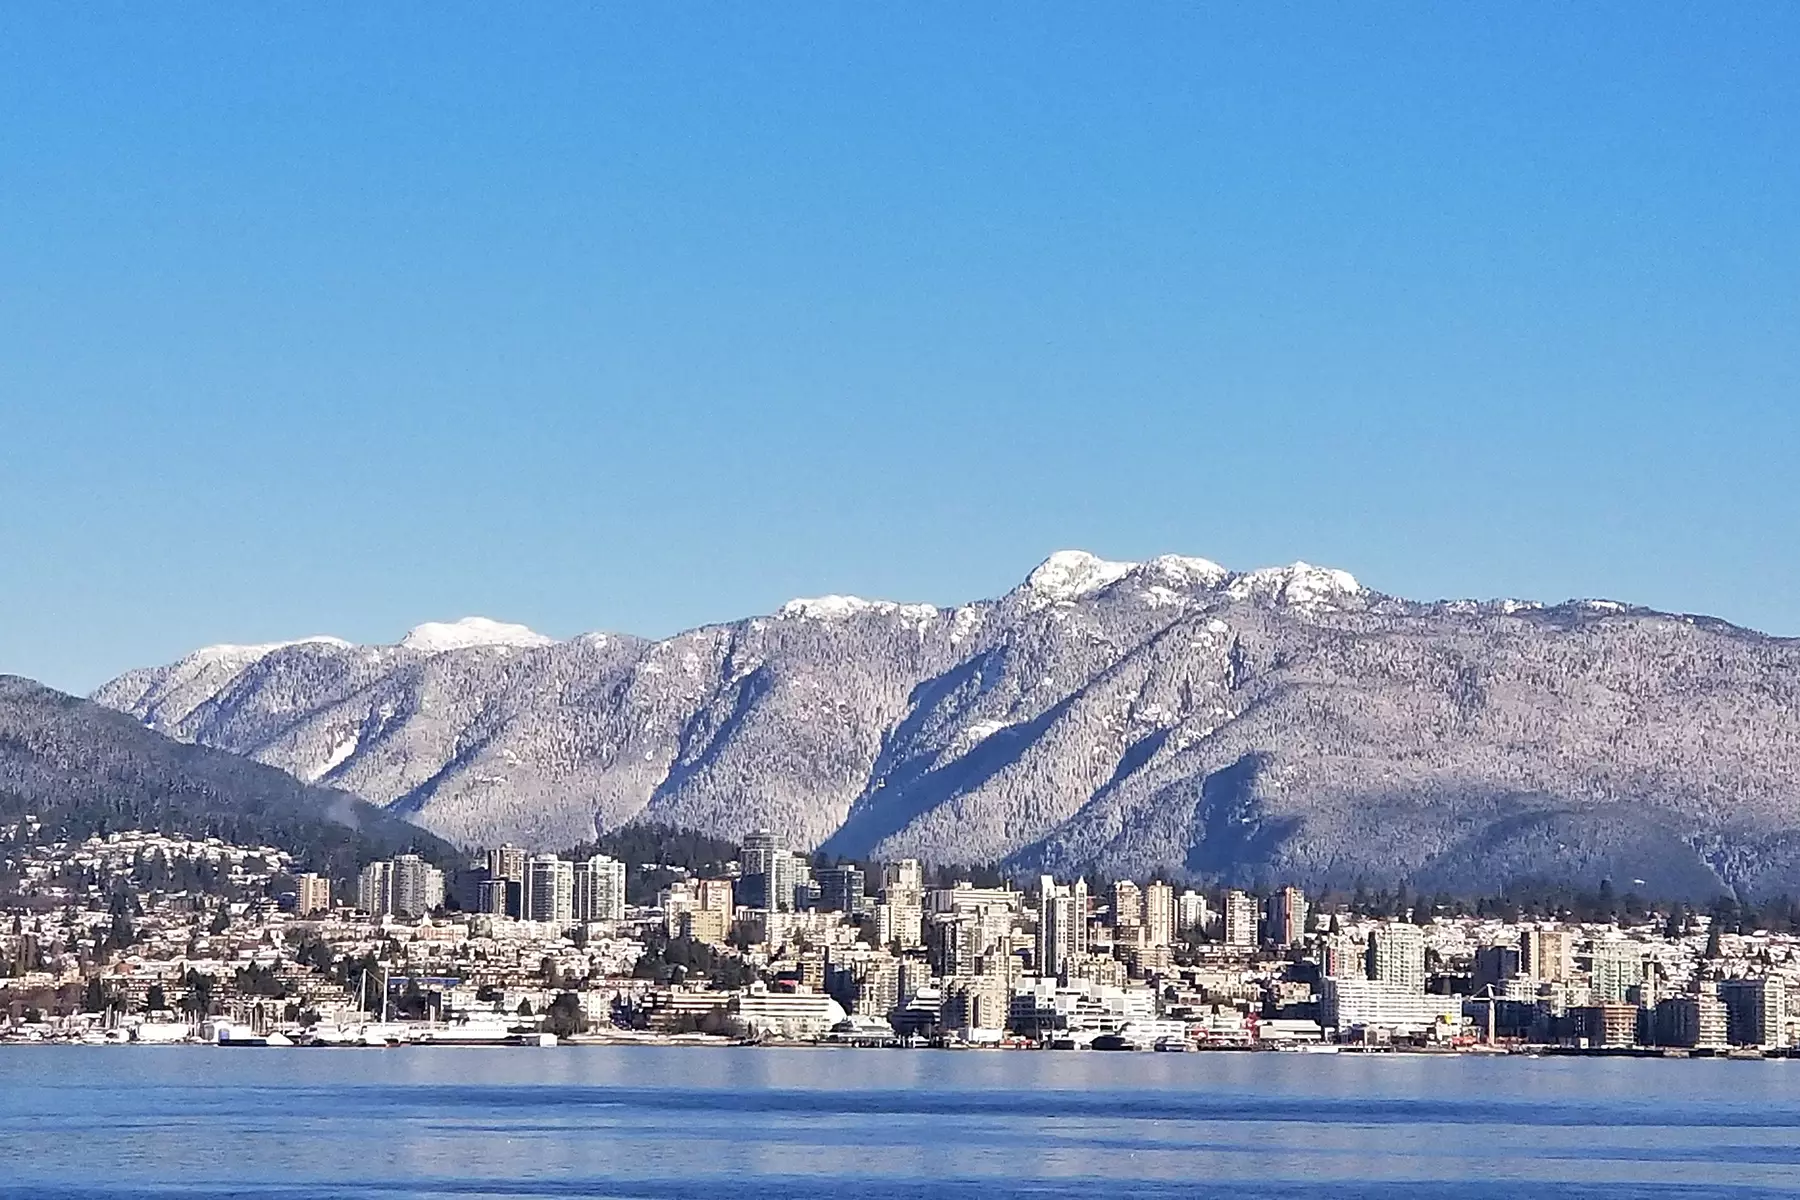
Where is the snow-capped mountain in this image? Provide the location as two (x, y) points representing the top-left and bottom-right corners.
(93, 551), (1800, 897)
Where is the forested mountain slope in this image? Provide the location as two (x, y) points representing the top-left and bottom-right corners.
(2, 676), (454, 879)
(94, 552), (1800, 898)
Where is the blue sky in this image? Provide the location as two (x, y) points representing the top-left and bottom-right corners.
(3, 5), (1796, 692)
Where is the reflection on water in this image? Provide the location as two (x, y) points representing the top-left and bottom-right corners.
(2, 1047), (1797, 1198)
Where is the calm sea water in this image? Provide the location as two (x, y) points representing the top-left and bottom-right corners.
(1, 1047), (1797, 1199)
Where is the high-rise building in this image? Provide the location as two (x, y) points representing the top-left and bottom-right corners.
(1472, 945), (1522, 993)
(1143, 881), (1175, 948)
(817, 865), (865, 913)
(1654, 992), (1729, 1049)
(1522, 927), (1572, 983)
(696, 878), (735, 915)
(294, 873), (331, 916)
(1589, 940), (1643, 1005)
(357, 855), (444, 919)
(1035, 875), (1092, 979)
(883, 859), (925, 903)
(486, 844), (526, 886)
(1176, 890), (1209, 940)
(741, 831), (800, 911)
(1223, 890), (1259, 948)
(1037, 876), (1072, 979)
(357, 861), (388, 915)
(1366, 924), (1427, 992)
(475, 876), (512, 916)
(483, 844), (527, 918)
(572, 854), (627, 922)
(1264, 886), (1308, 948)
(1110, 880), (1143, 929)
(524, 855), (574, 924)
(1321, 935), (1363, 979)
(1720, 977), (1788, 1048)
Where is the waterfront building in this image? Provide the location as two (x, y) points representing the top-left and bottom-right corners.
(727, 982), (847, 1039)
(940, 976), (1008, 1043)
(1720, 977), (1788, 1048)
(1264, 886), (1308, 948)
(1319, 977), (1462, 1033)
(1570, 1003), (1640, 1048)
(294, 873), (331, 916)
(1654, 992), (1729, 1049)
(1366, 924), (1426, 992)
(825, 950), (901, 1021)
(571, 854), (626, 923)
(1222, 890), (1259, 948)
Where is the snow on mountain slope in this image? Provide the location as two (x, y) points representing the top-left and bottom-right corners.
(90, 553), (1800, 898)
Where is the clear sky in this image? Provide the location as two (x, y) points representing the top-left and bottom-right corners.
(3, 5), (1796, 693)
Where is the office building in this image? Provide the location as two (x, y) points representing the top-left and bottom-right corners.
(1318, 977), (1462, 1033)
(1222, 890), (1259, 948)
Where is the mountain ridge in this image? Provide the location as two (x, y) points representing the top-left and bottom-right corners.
(0, 675), (458, 880)
(91, 551), (1800, 899)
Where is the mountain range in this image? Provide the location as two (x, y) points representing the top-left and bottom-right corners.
(92, 551), (1800, 899)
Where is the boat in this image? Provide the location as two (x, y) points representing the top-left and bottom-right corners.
(417, 1014), (517, 1046)
(1153, 1036), (1192, 1052)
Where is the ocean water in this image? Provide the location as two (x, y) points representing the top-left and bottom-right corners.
(1, 1047), (1797, 1199)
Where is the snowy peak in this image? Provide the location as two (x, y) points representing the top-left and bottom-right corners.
(1137, 555), (1230, 590)
(778, 595), (939, 622)
(398, 617), (555, 654)
(1017, 550), (1138, 609)
(1017, 549), (1361, 611)
(183, 636), (351, 671)
(1225, 562), (1363, 608)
